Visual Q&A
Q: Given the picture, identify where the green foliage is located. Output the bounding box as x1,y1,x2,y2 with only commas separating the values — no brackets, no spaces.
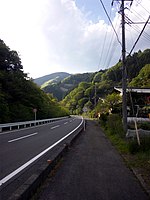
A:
128,138,150,154
129,64,150,87
0,39,23,72
0,39,69,123
99,113,109,127
61,49,150,117
92,70,106,83
100,114,129,153
107,114,124,137
42,73,95,100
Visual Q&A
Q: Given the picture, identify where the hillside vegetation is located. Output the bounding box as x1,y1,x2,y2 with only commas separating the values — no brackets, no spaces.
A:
1,37,149,123
0,39,69,123
38,49,150,104
34,72,70,86
61,49,150,116
41,72,95,100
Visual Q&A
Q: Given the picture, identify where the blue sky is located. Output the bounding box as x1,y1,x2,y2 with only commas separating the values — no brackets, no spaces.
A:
0,0,149,78
76,0,113,22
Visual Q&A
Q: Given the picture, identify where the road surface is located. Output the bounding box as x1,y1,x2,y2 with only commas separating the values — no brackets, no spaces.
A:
0,116,83,198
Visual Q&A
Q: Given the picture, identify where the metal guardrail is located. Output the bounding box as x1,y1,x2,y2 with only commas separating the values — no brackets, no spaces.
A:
0,116,69,132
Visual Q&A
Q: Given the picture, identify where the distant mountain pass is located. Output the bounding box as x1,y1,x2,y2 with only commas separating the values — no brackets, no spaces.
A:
33,72,71,86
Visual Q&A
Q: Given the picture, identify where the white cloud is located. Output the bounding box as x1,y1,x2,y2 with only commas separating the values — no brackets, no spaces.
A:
0,0,149,78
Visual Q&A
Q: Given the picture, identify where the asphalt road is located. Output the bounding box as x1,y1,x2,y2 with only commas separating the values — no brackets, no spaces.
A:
0,116,83,188
38,119,149,200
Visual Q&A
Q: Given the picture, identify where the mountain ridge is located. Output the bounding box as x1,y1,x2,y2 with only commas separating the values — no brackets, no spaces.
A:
34,72,71,86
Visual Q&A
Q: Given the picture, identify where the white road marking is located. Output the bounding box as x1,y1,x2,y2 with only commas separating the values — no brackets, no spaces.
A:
8,132,38,143
51,125,60,129
64,122,68,124
0,117,83,186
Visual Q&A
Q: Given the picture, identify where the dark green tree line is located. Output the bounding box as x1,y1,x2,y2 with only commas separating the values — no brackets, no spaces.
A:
0,39,68,123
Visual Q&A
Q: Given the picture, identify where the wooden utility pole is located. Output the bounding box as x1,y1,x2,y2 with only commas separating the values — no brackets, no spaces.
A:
112,0,133,132
121,0,127,132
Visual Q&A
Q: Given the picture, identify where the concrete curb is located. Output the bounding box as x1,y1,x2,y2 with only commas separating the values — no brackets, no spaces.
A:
131,168,150,197
8,125,84,200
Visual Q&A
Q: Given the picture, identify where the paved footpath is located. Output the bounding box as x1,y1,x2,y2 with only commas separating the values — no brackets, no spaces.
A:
38,120,149,200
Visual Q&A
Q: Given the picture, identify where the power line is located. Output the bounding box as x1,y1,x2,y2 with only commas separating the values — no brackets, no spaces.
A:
99,0,122,47
129,15,150,56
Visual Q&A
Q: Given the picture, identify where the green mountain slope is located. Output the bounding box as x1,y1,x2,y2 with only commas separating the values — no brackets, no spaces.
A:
34,72,71,86
42,72,95,100
41,49,150,102
61,49,150,115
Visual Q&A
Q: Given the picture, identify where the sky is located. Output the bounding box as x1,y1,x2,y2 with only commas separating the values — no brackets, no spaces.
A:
0,0,149,78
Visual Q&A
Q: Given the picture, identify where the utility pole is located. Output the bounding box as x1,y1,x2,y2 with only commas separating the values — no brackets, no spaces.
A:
94,83,97,107
121,0,127,132
112,0,133,132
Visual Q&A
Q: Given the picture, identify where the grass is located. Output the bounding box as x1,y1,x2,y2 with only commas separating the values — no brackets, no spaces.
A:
99,114,150,190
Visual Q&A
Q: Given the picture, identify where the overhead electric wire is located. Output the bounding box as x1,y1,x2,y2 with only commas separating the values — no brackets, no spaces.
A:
125,15,150,42
97,26,108,70
105,25,121,68
99,0,122,47
135,0,150,15
103,12,120,68
97,1,121,71
125,3,150,46
97,0,122,73
129,15,150,56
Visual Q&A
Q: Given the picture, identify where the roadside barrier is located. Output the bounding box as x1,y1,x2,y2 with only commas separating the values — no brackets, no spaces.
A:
0,116,69,132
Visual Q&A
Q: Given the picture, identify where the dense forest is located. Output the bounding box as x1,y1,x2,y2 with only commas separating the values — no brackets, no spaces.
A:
39,72,96,101
60,49,150,116
0,38,150,123
40,49,150,103
0,39,69,123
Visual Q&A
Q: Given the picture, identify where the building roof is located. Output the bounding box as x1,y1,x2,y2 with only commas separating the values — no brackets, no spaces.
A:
114,87,150,94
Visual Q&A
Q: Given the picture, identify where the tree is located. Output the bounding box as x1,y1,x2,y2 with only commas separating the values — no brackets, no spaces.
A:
0,39,69,123
0,39,23,72
129,64,150,87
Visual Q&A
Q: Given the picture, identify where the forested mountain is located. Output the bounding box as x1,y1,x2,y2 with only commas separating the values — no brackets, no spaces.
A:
1,37,149,123
61,49,150,115
129,64,150,87
38,49,150,102
34,72,70,86
0,39,69,123
41,72,95,100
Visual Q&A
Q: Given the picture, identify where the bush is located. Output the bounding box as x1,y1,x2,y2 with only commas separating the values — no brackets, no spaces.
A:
107,114,124,137
129,137,150,154
99,113,109,127
139,122,150,130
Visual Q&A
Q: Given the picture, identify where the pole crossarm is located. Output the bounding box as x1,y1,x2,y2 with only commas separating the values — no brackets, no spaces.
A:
112,0,133,6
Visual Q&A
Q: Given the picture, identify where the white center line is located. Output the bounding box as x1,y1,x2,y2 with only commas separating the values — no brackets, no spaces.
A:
51,125,60,129
8,132,38,143
64,122,68,124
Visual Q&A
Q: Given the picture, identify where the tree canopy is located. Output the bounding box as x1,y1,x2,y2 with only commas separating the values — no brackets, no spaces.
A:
0,39,69,123
61,49,150,116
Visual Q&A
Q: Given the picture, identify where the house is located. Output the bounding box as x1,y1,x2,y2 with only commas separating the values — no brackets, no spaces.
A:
114,87,150,117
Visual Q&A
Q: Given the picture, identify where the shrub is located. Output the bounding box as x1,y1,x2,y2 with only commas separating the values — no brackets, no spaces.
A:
99,113,109,127
128,137,150,154
107,114,124,137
